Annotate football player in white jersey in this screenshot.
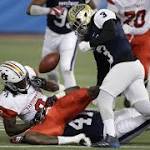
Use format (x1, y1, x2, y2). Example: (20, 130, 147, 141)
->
(0, 60, 59, 126)
(0, 60, 99, 146)
(67, 4, 150, 148)
(107, 0, 150, 95)
(26, 0, 96, 89)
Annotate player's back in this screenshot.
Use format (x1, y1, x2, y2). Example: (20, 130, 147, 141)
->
(63, 110, 104, 143)
(91, 9, 135, 66)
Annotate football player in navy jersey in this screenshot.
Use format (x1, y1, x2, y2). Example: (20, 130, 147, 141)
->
(67, 4, 150, 148)
(11, 108, 150, 146)
(27, 0, 96, 89)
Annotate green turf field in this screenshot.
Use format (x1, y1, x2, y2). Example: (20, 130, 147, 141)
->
(0, 35, 150, 150)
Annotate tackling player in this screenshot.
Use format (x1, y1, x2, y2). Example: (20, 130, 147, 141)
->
(26, 0, 96, 88)
(67, 4, 150, 148)
(0, 61, 99, 146)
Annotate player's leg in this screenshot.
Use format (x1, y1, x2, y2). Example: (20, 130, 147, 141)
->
(94, 60, 145, 148)
(115, 108, 148, 144)
(59, 31, 78, 88)
(41, 27, 61, 83)
(124, 32, 150, 107)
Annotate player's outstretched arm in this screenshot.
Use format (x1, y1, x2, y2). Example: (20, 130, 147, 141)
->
(3, 117, 33, 137)
(31, 76, 59, 92)
(13, 132, 91, 146)
(27, 0, 64, 16)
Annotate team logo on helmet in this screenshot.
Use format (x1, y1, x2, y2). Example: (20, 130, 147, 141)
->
(1, 73, 8, 81)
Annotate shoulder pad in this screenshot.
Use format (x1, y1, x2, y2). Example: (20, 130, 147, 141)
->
(114, 0, 138, 7)
(94, 9, 116, 29)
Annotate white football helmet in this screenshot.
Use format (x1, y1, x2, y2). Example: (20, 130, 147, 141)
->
(0, 61, 29, 93)
(67, 4, 94, 36)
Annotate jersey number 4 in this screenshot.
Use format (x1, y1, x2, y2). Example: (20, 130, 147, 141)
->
(68, 112, 94, 130)
(124, 10, 146, 28)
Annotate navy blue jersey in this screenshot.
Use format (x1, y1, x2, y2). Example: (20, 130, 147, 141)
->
(85, 9, 136, 85)
(63, 110, 150, 144)
(46, 0, 87, 34)
(63, 110, 104, 143)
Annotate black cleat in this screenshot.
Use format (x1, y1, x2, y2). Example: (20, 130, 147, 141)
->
(92, 134, 120, 148)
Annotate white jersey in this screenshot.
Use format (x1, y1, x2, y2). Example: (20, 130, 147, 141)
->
(108, 0, 150, 34)
(0, 66, 47, 123)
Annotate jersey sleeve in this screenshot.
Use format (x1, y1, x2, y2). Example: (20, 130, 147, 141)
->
(0, 106, 17, 118)
(94, 9, 116, 29)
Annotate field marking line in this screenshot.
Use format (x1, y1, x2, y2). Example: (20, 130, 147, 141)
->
(0, 145, 150, 149)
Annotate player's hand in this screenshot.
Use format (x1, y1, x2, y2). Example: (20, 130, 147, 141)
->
(45, 95, 57, 107)
(75, 133, 91, 147)
(78, 41, 91, 52)
(49, 6, 64, 16)
(31, 76, 46, 88)
(10, 135, 23, 144)
(31, 108, 46, 125)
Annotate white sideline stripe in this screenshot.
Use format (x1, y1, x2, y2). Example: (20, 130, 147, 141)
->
(0, 145, 150, 149)
(0, 129, 4, 131)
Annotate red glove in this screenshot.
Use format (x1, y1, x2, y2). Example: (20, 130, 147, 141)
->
(49, 6, 64, 16)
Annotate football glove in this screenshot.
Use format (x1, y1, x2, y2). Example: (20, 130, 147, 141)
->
(31, 76, 46, 88)
(78, 41, 91, 52)
(45, 95, 57, 107)
(49, 6, 64, 16)
(31, 108, 46, 125)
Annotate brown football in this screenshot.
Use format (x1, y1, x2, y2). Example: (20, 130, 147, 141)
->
(39, 52, 60, 73)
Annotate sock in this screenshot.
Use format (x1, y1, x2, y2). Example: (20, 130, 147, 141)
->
(103, 119, 116, 137)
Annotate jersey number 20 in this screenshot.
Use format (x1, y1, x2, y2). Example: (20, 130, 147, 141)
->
(124, 10, 146, 28)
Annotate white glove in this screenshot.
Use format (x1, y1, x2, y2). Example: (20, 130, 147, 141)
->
(75, 133, 91, 147)
(78, 41, 91, 52)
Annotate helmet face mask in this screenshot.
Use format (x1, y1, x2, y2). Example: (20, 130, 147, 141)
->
(68, 4, 93, 36)
(0, 61, 29, 94)
(71, 18, 89, 36)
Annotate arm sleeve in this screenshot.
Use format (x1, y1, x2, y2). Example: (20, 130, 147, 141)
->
(90, 19, 116, 47)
